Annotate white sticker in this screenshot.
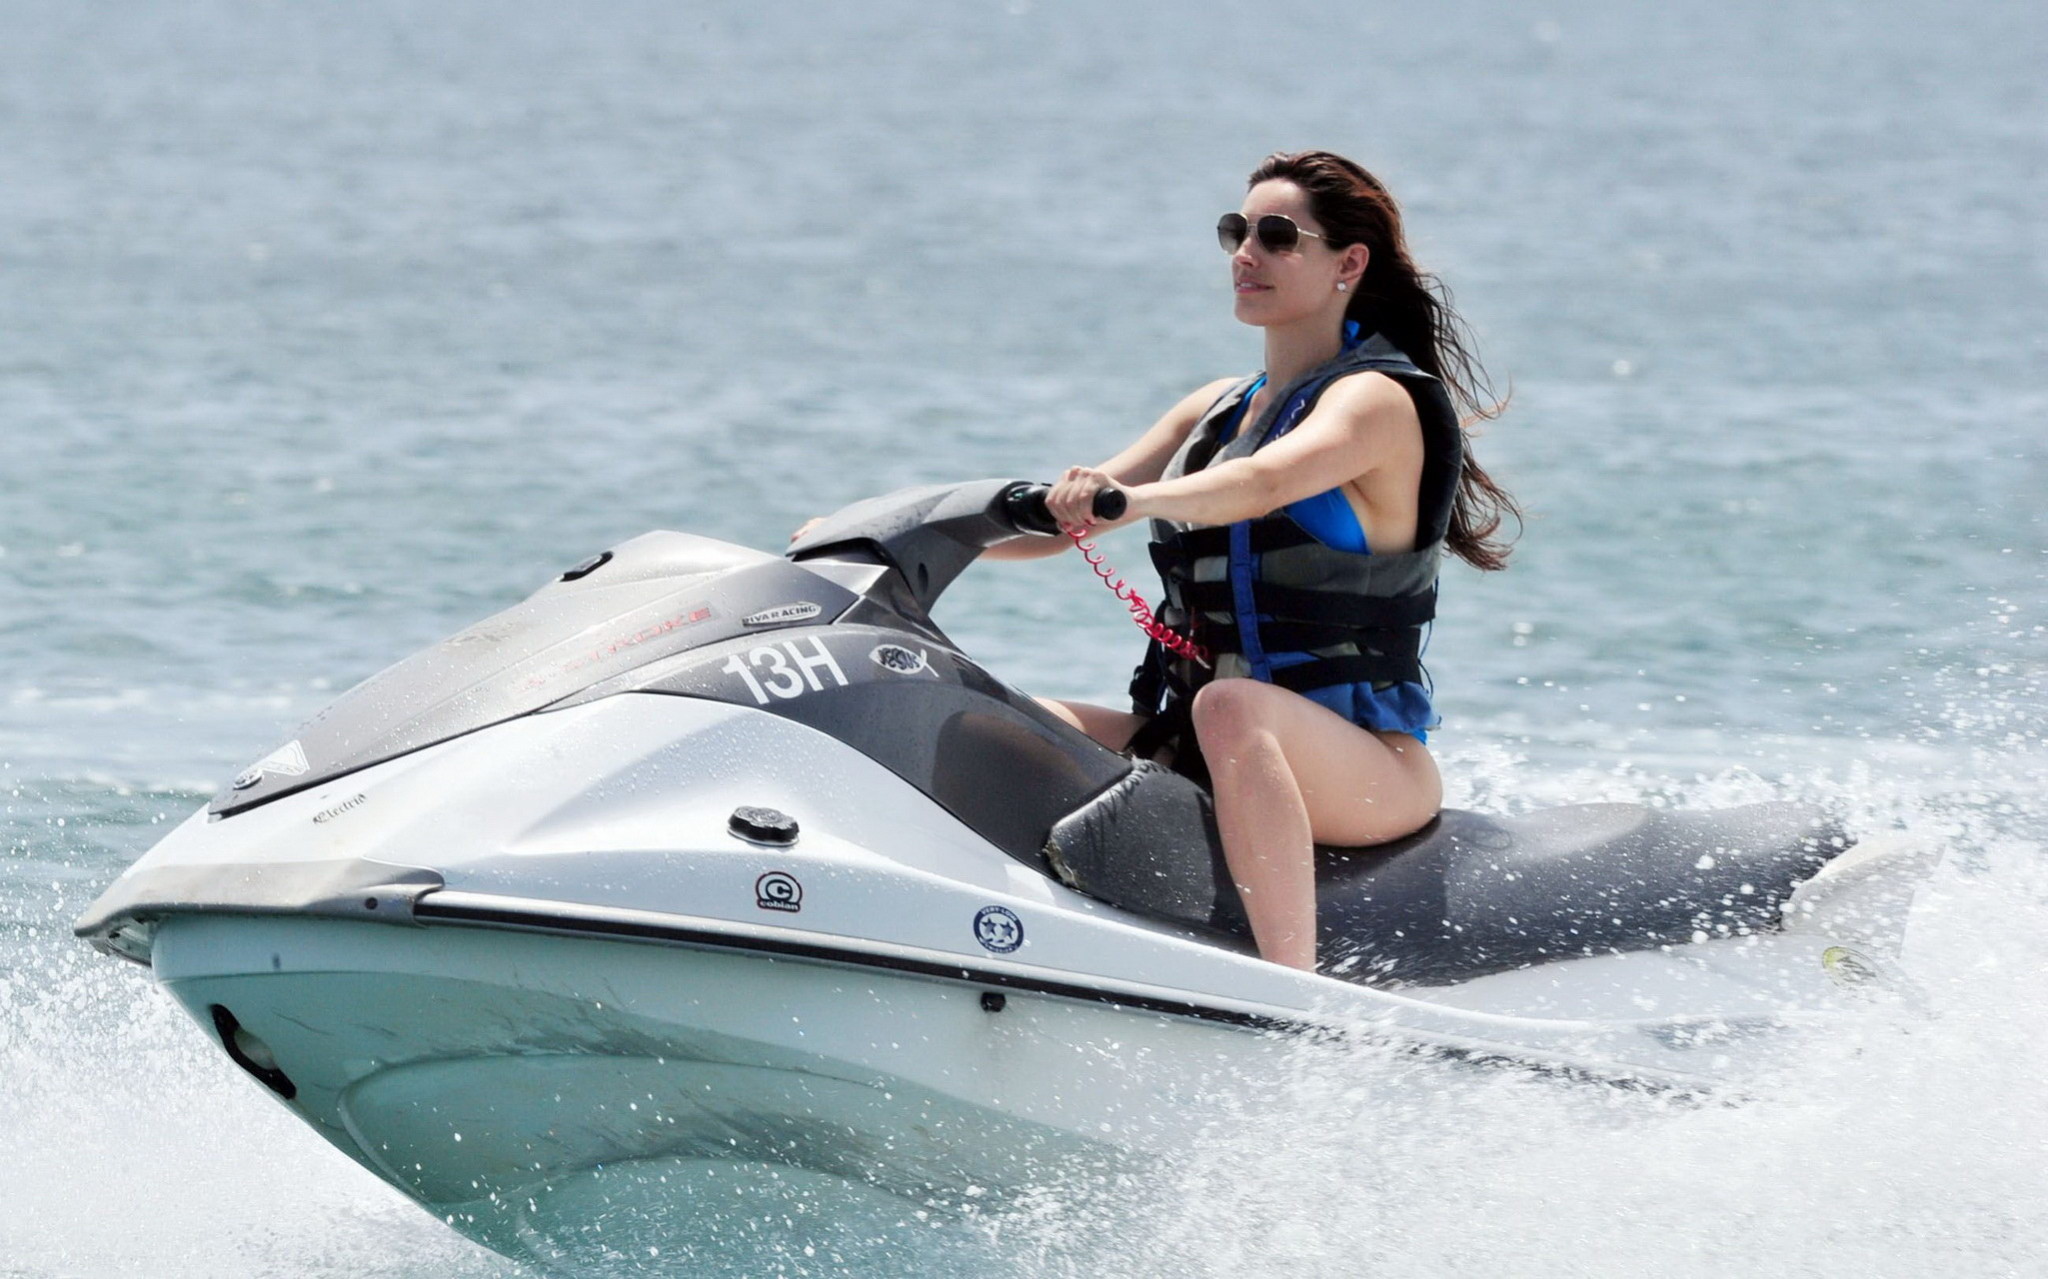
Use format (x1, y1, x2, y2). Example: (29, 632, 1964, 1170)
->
(232, 739, 310, 790)
(869, 644, 933, 677)
(743, 602, 824, 627)
(723, 637, 850, 705)
(974, 905, 1024, 954)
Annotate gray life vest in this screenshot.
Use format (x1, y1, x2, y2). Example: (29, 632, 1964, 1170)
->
(1128, 332, 1462, 761)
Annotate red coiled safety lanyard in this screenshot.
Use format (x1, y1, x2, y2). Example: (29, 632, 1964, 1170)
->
(1066, 526, 1211, 668)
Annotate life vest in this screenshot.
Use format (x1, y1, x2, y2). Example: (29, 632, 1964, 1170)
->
(1128, 331, 1462, 765)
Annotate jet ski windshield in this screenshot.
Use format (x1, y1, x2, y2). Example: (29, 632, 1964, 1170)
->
(210, 532, 866, 816)
(211, 480, 1055, 818)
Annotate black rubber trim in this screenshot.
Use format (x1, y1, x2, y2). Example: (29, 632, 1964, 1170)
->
(412, 894, 1302, 1031)
(407, 895, 1715, 1097)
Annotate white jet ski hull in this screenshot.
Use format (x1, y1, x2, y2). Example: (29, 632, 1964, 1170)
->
(152, 911, 1257, 1260)
(73, 484, 1931, 1266)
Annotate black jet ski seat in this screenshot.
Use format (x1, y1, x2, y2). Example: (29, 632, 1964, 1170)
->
(1046, 763, 1852, 986)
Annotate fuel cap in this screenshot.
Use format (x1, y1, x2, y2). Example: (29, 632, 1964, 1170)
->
(728, 806, 799, 846)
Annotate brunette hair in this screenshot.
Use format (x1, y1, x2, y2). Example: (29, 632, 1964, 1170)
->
(1249, 150, 1520, 571)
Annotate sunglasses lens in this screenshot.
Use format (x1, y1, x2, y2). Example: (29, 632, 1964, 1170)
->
(1255, 215, 1300, 253)
(1216, 213, 1248, 252)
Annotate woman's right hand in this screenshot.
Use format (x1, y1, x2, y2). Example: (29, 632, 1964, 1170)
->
(1046, 465, 1118, 533)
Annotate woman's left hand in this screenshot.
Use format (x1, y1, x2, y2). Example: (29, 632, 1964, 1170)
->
(1047, 465, 1122, 533)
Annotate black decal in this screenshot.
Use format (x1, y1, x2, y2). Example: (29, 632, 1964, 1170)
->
(869, 644, 931, 676)
(755, 871, 803, 913)
(743, 602, 824, 627)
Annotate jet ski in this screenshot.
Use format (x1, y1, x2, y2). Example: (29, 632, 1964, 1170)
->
(76, 478, 1931, 1264)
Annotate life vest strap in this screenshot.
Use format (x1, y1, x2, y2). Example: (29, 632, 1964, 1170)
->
(1177, 579, 1438, 629)
(1152, 520, 1318, 567)
(1128, 635, 1205, 714)
(1266, 652, 1424, 693)
(1205, 621, 1422, 665)
(1122, 697, 1209, 787)
(1128, 637, 1168, 712)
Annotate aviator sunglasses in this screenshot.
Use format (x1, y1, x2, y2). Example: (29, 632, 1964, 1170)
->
(1216, 212, 1328, 254)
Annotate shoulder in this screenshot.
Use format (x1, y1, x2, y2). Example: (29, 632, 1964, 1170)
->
(1317, 368, 1420, 419)
(1309, 370, 1423, 442)
(1179, 376, 1245, 415)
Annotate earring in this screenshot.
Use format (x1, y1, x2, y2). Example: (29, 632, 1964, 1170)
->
(1336, 281, 1349, 293)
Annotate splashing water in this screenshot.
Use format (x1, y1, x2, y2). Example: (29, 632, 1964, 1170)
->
(5, 0, 2044, 1271)
(8, 727, 2044, 1276)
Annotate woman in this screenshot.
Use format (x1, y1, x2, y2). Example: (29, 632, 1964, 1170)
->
(996, 150, 1517, 972)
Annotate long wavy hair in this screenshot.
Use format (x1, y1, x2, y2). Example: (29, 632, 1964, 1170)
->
(1249, 150, 1520, 571)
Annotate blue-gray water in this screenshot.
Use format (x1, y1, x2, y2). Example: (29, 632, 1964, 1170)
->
(4, 1, 2043, 1274)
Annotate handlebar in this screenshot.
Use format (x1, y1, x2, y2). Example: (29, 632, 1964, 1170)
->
(1001, 483, 1128, 536)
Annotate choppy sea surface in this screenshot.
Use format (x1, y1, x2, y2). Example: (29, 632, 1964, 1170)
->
(3, 0, 2044, 1274)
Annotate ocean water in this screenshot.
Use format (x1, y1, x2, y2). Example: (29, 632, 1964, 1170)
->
(3, 0, 2043, 1274)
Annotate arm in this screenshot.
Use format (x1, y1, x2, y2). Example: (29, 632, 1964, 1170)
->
(986, 377, 1239, 560)
(1125, 372, 1421, 529)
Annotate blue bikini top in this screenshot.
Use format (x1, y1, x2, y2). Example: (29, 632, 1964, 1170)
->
(1215, 383, 1370, 554)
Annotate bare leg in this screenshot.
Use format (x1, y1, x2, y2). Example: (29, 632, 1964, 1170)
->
(1036, 698, 1148, 753)
(1192, 678, 1441, 971)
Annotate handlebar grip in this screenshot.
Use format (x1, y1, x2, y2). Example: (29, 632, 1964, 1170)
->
(999, 481, 1129, 536)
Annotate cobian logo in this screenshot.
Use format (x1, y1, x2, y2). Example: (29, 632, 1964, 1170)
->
(755, 871, 803, 913)
(232, 740, 310, 790)
(743, 602, 823, 627)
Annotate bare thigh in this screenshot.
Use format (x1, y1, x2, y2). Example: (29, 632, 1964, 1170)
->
(1193, 678, 1441, 846)
(1036, 698, 1148, 753)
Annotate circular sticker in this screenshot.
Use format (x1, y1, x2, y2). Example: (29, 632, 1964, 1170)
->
(755, 871, 803, 913)
(973, 905, 1024, 954)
